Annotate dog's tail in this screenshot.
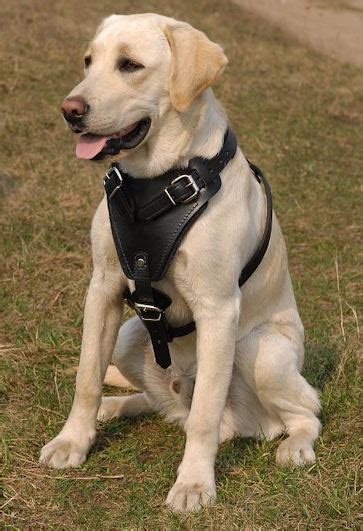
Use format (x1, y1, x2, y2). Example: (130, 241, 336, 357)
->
(103, 365, 138, 390)
(66, 364, 138, 390)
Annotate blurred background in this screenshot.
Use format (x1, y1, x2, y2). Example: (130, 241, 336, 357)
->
(0, 0, 361, 528)
(236, 0, 363, 67)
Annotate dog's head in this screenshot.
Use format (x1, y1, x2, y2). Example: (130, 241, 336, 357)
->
(61, 14, 227, 161)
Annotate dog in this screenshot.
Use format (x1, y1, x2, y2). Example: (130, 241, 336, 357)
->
(39, 13, 321, 512)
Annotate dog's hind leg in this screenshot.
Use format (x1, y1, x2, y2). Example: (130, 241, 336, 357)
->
(97, 393, 155, 421)
(236, 320, 321, 466)
(103, 364, 138, 389)
(97, 316, 171, 420)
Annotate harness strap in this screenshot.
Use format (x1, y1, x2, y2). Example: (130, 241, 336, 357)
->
(238, 162, 273, 286)
(166, 161, 273, 342)
(138, 128, 237, 221)
(103, 166, 134, 222)
(130, 253, 172, 369)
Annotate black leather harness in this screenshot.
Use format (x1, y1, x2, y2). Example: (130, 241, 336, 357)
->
(104, 128, 273, 369)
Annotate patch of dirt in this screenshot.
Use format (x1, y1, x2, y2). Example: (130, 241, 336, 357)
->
(233, 0, 363, 67)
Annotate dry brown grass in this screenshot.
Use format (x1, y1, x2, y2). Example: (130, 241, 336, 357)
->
(1, 0, 361, 528)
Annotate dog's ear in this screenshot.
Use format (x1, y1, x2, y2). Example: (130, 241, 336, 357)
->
(164, 23, 228, 113)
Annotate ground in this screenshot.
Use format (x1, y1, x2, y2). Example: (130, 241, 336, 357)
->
(0, 0, 361, 528)
(234, 0, 363, 67)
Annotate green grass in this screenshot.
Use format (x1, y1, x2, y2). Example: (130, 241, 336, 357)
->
(0, 0, 361, 528)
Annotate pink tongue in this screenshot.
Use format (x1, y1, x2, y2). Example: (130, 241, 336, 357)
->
(76, 134, 112, 159)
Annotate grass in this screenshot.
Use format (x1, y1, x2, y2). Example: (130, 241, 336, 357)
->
(0, 0, 361, 528)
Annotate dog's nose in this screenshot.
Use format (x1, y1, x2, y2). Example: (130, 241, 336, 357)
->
(61, 96, 89, 123)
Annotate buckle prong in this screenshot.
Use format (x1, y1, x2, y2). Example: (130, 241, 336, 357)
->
(164, 188, 176, 206)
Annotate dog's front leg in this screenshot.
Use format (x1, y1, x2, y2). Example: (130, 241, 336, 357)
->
(166, 298, 239, 512)
(40, 266, 124, 468)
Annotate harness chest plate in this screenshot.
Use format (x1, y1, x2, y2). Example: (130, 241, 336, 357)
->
(107, 169, 209, 281)
(105, 128, 237, 281)
(104, 129, 272, 369)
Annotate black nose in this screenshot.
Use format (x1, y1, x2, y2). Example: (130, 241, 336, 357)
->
(61, 96, 89, 126)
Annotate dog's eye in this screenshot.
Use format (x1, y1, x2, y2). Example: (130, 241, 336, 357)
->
(118, 57, 144, 72)
(84, 55, 91, 68)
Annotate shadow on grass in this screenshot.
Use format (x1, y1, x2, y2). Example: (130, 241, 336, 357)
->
(303, 340, 339, 390)
(90, 414, 159, 455)
(215, 436, 286, 484)
(217, 437, 255, 464)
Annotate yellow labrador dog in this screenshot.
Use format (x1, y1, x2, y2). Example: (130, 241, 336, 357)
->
(40, 13, 320, 512)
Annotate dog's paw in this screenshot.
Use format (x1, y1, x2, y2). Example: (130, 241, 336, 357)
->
(166, 476, 216, 512)
(276, 436, 316, 467)
(39, 433, 95, 469)
(97, 397, 122, 421)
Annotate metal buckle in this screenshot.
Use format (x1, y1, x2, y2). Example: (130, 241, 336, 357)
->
(134, 302, 163, 322)
(104, 166, 123, 199)
(165, 174, 199, 205)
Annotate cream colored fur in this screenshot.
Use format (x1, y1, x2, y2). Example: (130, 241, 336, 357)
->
(103, 364, 137, 389)
(39, 13, 321, 512)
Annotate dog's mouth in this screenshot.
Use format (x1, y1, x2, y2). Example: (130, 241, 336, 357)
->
(75, 118, 151, 160)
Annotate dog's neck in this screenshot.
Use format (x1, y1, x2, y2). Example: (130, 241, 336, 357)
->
(118, 90, 228, 178)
